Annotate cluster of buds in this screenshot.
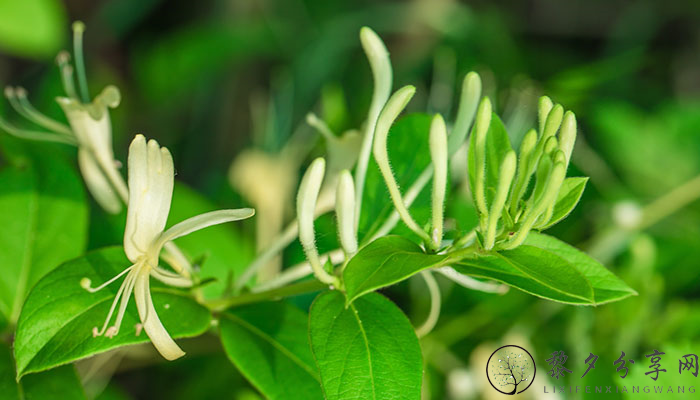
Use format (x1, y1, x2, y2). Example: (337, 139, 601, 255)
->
(470, 96, 577, 250)
(0, 22, 127, 213)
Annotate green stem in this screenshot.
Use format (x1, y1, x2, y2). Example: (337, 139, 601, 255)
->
(208, 280, 327, 312)
(638, 173, 700, 230)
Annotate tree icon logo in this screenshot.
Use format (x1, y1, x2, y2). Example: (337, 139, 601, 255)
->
(486, 345, 536, 395)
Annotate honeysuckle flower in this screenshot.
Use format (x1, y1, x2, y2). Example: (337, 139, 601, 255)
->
(57, 85, 127, 213)
(0, 22, 127, 213)
(82, 134, 254, 360)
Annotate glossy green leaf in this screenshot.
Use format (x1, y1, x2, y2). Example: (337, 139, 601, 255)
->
(468, 113, 513, 207)
(219, 301, 322, 399)
(455, 245, 595, 304)
(309, 291, 423, 400)
(0, 152, 87, 323)
(539, 177, 588, 229)
(523, 233, 637, 304)
(0, 0, 66, 58)
(343, 235, 449, 305)
(454, 234, 635, 305)
(1, 342, 85, 399)
(14, 247, 211, 379)
(359, 113, 432, 242)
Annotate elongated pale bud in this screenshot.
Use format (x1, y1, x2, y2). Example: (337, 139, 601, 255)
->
(360, 27, 392, 112)
(507, 161, 566, 249)
(531, 104, 563, 169)
(531, 153, 553, 206)
(509, 129, 538, 214)
(448, 72, 482, 155)
(472, 97, 492, 217)
(559, 111, 577, 165)
(373, 86, 432, 244)
(335, 170, 358, 255)
(536, 151, 566, 228)
(484, 151, 516, 250)
(541, 104, 564, 142)
(552, 150, 566, 166)
(430, 114, 448, 247)
(538, 96, 553, 135)
(297, 158, 338, 286)
(543, 136, 558, 155)
(355, 27, 393, 231)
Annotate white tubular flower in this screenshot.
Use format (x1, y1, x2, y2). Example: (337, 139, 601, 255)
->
(297, 158, 340, 286)
(448, 72, 482, 156)
(373, 86, 433, 245)
(429, 114, 448, 248)
(335, 170, 358, 255)
(83, 134, 254, 360)
(354, 26, 392, 232)
(58, 86, 127, 213)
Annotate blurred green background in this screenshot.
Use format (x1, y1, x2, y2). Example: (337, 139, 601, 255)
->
(1, 0, 700, 399)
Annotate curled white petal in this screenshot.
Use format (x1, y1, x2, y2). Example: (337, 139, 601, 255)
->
(78, 148, 122, 214)
(133, 271, 185, 360)
(124, 135, 174, 262)
(155, 208, 255, 252)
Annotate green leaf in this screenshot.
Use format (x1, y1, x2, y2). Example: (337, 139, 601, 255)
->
(523, 233, 637, 304)
(468, 113, 513, 207)
(455, 246, 596, 304)
(0, 0, 66, 59)
(343, 236, 449, 305)
(454, 234, 636, 305)
(219, 301, 322, 399)
(359, 113, 433, 242)
(0, 151, 87, 323)
(1, 342, 85, 399)
(14, 247, 211, 379)
(539, 177, 588, 229)
(309, 291, 423, 400)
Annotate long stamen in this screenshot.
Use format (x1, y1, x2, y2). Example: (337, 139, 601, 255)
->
(92, 271, 131, 337)
(0, 114, 77, 145)
(56, 51, 79, 100)
(107, 270, 138, 338)
(72, 21, 90, 103)
(81, 265, 135, 293)
(151, 266, 192, 288)
(12, 87, 73, 135)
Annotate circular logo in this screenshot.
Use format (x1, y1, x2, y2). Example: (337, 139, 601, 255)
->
(486, 345, 536, 395)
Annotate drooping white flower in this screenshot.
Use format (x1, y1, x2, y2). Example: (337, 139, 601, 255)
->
(57, 85, 127, 213)
(82, 134, 254, 360)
